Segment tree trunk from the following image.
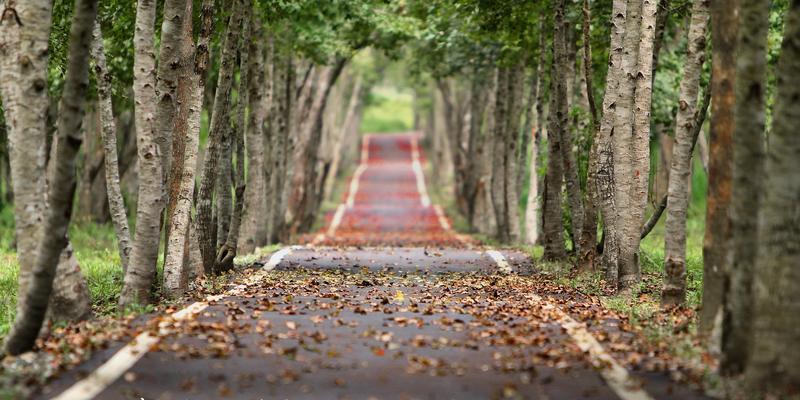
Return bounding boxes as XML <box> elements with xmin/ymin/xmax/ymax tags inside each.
<box><xmin>195</xmin><ymin>0</ymin><xmax>243</xmax><ymax>275</ymax></box>
<box><xmin>595</xmin><ymin>0</ymin><xmax>628</xmax><ymax>283</ymax></box>
<box><xmin>91</xmin><ymin>23</ymin><xmax>132</xmax><ymax>272</ymax></box>
<box><xmin>289</xmin><ymin>59</ymin><xmax>347</xmax><ymax>234</ymax></box>
<box><xmin>609</xmin><ymin>0</ymin><xmax>643</xmax><ymax>290</ymax></box>
<box><xmin>577</xmin><ymin>0</ymin><xmax>601</xmax><ymax>270</ymax></box>
<box><xmin>120</xmin><ymin>0</ymin><xmax>166</xmax><ymax>308</ymax></box>
<box><xmin>542</xmin><ymin>4</ymin><xmax>568</xmax><ymax>259</ymax></box>
<box><xmin>324</xmin><ymin>73</ymin><xmax>365</xmax><ymax>202</ymax></box>
<box><xmin>619</xmin><ymin>0</ymin><xmax>657</xmax><ymax>292</ymax></box>
<box><xmin>162</xmin><ymin>0</ymin><xmax>213</xmax><ymax>297</ymax></box>
<box><xmin>216</xmin><ymin>7</ymin><xmax>252</xmax><ymax>271</ymax></box>
<box><xmin>524</xmin><ymin>29</ymin><xmax>545</xmax><ymax>246</ymax></box>
<box><xmin>4</xmin><ymin>0</ymin><xmax>97</xmax><ymax>355</ymax></box>
<box><xmin>238</xmin><ymin>16</ymin><xmax>269</xmax><ymax>254</ymax></box>
<box><xmin>642</xmin><ymin>84</ymin><xmax>710</xmax><ymax>242</ymax></box>
<box><xmin>517</xmin><ymin>73</ymin><xmax>537</xmax><ymax>207</ymax></box>
<box><xmin>722</xmin><ymin>0</ymin><xmax>769</xmax><ymax>375</ymax></box>
<box><xmin>154</xmin><ymin>0</ymin><xmax>189</xmax><ymax>184</ymax></box>
<box><xmin>490</xmin><ymin>68</ymin><xmax>510</xmax><ymax>242</ymax></box>
<box><xmin>464</xmin><ymin>67</ymin><xmax>488</xmax><ymax>228</ymax></box>
<box><xmin>267</xmin><ymin>43</ymin><xmax>294</xmax><ymax>244</ymax></box>
<box><xmin>746</xmin><ymin>4</ymin><xmax>800</xmax><ymax>392</ymax></box>
<box><xmin>700</xmin><ymin>0</ymin><xmax>738</xmax><ymax>335</ymax></box>
<box><xmin>75</xmin><ymin>106</ymin><xmax>110</xmax><ymax>223</ymax></box>
<box><xmin>215</xmin><ymin>126</ymin><xmax>233</xmax><ymax>245</ymax></box>
<box><xmin>661</xmin><ymin>0</ymin><xmax>709</xmax><ymax>307</ymax></box>
<box><xmin>0</xmin><ymin>0</ymin><xmax>91</xmax><ymax>325</ymax></box>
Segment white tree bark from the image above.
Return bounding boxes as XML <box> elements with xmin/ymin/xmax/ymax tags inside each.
<box><xmin>120</xmin><ymin>0</ymin><xmax>164</xmax><ymax>307</ymax></box>
<box><xmin>4</xmin><ymin>0</ymin><xmax>98</xmax><ymax>354</ymax></box>
<box><xmin>662</xmin><ymin>0</ymin><xmax>709</xmax><ymax>306</ymax></box>
<box><xmin>163</xmin><ymin>0</ymin><xmax>214</xmax><ymax>297</ymax></box>
<box><xmin>92</xmin><ymin>23</ymin><xmax>132</xmax><ymax>272</ymax></box>
<box><xmin>0</xmin><ymin>0</ymin><xmax>90</xmax><ymax>324</ymax></box>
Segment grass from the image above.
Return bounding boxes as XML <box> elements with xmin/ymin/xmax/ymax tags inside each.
<box><xmin>0</xmin><ymin>203</ymin><xmax>281</xmax><ymax>337</ymax></box>
<box><xmin>360</xmin><ymin>85</ymin><xmax>414</xmax><ymax>133</ymax></box>
<box><xmin>0</xmin><ymin>207</ymin><xmax>127</xmax><ymax>336</ymax></box>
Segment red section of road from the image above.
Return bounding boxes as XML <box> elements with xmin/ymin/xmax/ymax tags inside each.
<box><xmin>306</xmin><ymin>132</ymin><xmax>472</xmax><ymax>247</ymax></box>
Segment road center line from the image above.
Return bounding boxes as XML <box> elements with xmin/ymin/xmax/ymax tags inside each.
<box><xmin>486</xmin><ymin>251</ymin><xmax>654</xmax><ymax>400</ymax></box>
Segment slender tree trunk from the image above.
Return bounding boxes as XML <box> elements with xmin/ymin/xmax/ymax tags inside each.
<box><xmin>722</xmin><ymin>0</ymin><xmax>769</xmax><ymax>375</ymax></box>
<box><xmin>216</xmin><ymin>7</ymin><xmax>252</xmax><ymax>270</ymax></box>
<box><xmin>746</xmin><ymin>5</ymin><xmax>800</xmax><ymax>392</ymax></box>
<box><xmin>1</xmin><ymin>0</ymin><xmax>91</xmax><ymax>323</ymax></box>
<box><xmin>290</xmin><ymin>59</ymin><xmax>347</xmax><ymax>233</ymax></box>
<box><xmin>195</xmin><ymin>0</ymin><xmax>243</xmax><ymax>275</ymax></box>
<box><xmin>504</xmin><ymin>64</ymin><xmax>525</xmax><ymax>242</ymax></box>
<box><xmin>154</xmin><ymin>0</ymin><xmax>188</xmax><ymax>183</ymax></box>
<box><xmin>543</xmin><ymin>3</ymin><xmax>568</xmax><ymax>259</ymax></box>
<box><xmin>642</xmin><ymin>84</ymin><xmax>710</xmax><ymax>242</ymax></box>
<box><xmin>119</xmin><ymin>0</ymin><xmax>165</xmax><ymax>308</ymax></box>
<box><xmin>490</xmin><ymin>68</ymin><xmax>510</xmax><ymax>242</ymax></box>
<box><xmin>524</xmin><ymin>33</ymin><xmax>544</xmax><ymax>245</ymax></box>
<box><xmin>91</xmin><ymin>23</ymin><xmax>132</xmax><ymax>273</ymax></box>
<box><xmin>464</xmin><ymin>67</ymin><xmax>488</xmax><ymax>229</ymax></box>
<box><xmin>517</xmin><ymin>73</ymin><xmax>537</xmax><ymax>206</ymax></box>
<box><xmin>609</xmin><ymin>0</ymin><xmax>643</xmax><ymax>290</ymax></box>
<box><xmin>700</xmin><ymin>0</ymin><xmax>738</xmax><ymax>335</ymax></box>
<box><xmin>577</xmin><ymin>0</ymin><xmax>601</xmax><ymax>270</ymax></box>
<box><xmin>661</xmin><ymin>0</ymin><xmax>709</xmax><ymax>307</ymax></box>
<box><xmin>324</xmin><ymin>73</ymin><xmax>364</xmax><ymax>201</ymax></box>
<box><xmin>238</xmin><ymin>16</ymin><xmax>268</xmax><ymax>254</ymax></box>
<box><xmin>215</xmin><ymin>126</ymin><xmax>233</xmax><ymax>245</ymax></box>
<box><xmin>618</xmin><ymin>0</ymin><xmax>657</xmax><ymax>292</ymax></box>
<box><xmin>4</xmin><ymin>0</ymin><xmax>97</xmax><ymax>355</ymax></box>
<box><xmin>162</xmin><ymin>0</ymin><xmax>213</xmax><ymax>297</ymax></box>
<box><xmin>268</xmin><ymin>47</ymin><xmax>293</xmax><ymax>244</ymax></box>
<box><xmin>595</xmin><ymin>0</ymin><xmax>628</xmax><ymax>283</ymax></box>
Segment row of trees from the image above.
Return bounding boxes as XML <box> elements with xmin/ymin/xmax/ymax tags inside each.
<box><xmin>410</xmin><ymin>0</ymin><xmax>797</xmax><ymax>395</ymax></box>
<box><xmin>0</xmin><ymin>0</ymin><xmax>410</xmax><ymax>355</ymax></box>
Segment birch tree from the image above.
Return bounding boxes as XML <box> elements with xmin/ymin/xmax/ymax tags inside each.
<box><xmin>119</xmin><ymin>0</ymin><xmax>165</xmax><ymax>308</ymax></box>
<box><xmin>0</xmin><ymin>0</ymin><xmax>91</xmax><ymax>323</ymax></box>
<box><xmin>5</xmin><ymin>0</ymin><xmax>98</xmax><ymax>355</ymax></box>
<box><xmin>91</xmin><ymin>23</ymin><xmax>132</xmax><ymax>272</ymax></box>
<box><xmin>162</xmin><ymin>0</ymin><xmax>215</xmax><ymax>297</ymax></box>
<box><xmin>661</xmin><ymin>0</ymin><xmax>709</xmax><ymax>307</ymax></box>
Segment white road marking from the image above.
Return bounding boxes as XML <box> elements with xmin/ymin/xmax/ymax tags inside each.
<box><xmin>346</xmin><ymin>134</ymin><xmax>370</xmax><ymax>209</ymax></box>
<box><xmin>346</xmin><ymin>164</ymin><xmax>367</xmax><ymax>208</ymax></box>
<box><xmin>263</xmin><ymin>245</ymin><xmax>302</xmax><ymax>270</ymax></box>
<box><xmin>53</xmin><ymin>302</ymin><xmax>209</xmax><ymax>400</ymax></box>
<box><xmin>485</xmin><ymin>251</ymin><xmax>654</xmax><ymax>400</ymax></box>
<box><xmin>410</xmin><ymin>135</ymin><xmax>431</xmax><ymax>208</ymax></box>
<box><xmin>55</xmin><ymin>245</ymin><xmax>300</xmax><ymax>400</ymax></box>
<box><xmin>485</xmin><ymin>250</ymin><xmax>512</xmax><ymax>273</ymax></box>
<box><xmin>432</xmin><ymin>205</ymin><xmax>470</xmax><ymax>245</ymax></box>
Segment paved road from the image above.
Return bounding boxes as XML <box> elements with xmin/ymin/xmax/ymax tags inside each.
<box><xmin>39</xmin><ymin>133</ymin><xmax>705</xmax><ymax>399</ymax></box>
